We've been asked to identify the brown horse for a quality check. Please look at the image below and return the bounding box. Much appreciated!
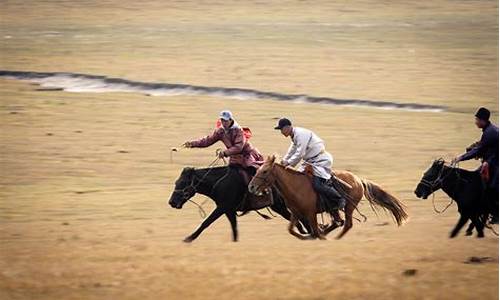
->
[248,155,408,239]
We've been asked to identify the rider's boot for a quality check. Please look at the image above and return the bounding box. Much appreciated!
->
[313,176,346,210]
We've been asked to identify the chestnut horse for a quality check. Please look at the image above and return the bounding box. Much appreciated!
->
[248,155,408,239]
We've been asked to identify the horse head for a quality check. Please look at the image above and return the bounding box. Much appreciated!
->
[248,155,277,195]
[414,158,446,199]
[169,167,197,209]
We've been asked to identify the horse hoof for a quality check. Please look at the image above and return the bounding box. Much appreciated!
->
[183,237,194,243]
[465,231,473,236]
[477,233,485,238]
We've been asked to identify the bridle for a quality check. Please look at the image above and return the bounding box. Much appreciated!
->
[172,170,212,214]
[172,157,227,216]
[419,163,450,192]
[252,164,276,192]
[419,161,461,213]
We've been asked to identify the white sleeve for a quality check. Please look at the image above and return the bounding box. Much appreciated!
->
[283,142,296,162]
[285,132,309,167]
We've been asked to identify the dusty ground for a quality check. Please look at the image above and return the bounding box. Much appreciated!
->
[1,1,499,299]
[0,80,498,300]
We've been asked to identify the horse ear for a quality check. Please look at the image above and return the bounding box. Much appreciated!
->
[270,155,276,163]
[182,167,195,176]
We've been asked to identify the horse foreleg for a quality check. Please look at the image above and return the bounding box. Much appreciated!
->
[322,221,343,236]
[306,213,326,240]
[288,213,314,240]
[184,207,225,243]
[465,222,475,236]
[225,211,238,242]
[298,218,312,235]
[450,214,469,238]
[270,198,310,234]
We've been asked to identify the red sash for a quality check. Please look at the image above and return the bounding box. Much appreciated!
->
[480,162,490,182]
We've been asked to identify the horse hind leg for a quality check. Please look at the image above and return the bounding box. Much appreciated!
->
[320,211,344,236]
[336,203,355,239]
[336,214,353,239]
[470,215,485,238]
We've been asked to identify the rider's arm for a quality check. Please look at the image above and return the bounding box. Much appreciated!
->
[458,130,491,161]
[189,129,222,148]
[223,129,245,156]
[284,132,308,167]
[282,142,296,164]
[458,144,482,162]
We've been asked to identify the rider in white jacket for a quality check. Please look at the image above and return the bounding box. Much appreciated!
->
[275,118,345,209]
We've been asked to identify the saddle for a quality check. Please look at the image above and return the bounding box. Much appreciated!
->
[239,189,274,212]
[303,165,351,189]
[480,161,490,182]
[303,165,350,213]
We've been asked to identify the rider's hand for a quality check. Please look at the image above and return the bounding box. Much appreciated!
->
[217,150,226,158]
[281,159,289,166]
[451,156,460,165]
[182,141,192,148]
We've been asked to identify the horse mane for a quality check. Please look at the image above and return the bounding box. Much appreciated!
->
[274,162,308,177]
[262,155,308,177]
[181,165,229,180]
[193,166,227,172]
[443,164,480,180]
[434,158,479,177]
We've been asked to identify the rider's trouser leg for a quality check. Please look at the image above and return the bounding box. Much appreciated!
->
[312,176,345,209]
[231,164,256,186]
[488,164,499,223]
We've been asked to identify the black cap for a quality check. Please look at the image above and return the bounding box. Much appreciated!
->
[274,118,292,130]
[475,107,490,121]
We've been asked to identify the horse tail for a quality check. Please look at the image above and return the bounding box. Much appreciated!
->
[361,179,409,226]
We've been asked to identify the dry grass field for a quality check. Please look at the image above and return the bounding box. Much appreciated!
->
[1,1,498,299]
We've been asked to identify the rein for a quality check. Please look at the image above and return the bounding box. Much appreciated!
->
[485,223,499,236]
[174,156,227,218]
[431,192,454,214]
[252,166,275,189]
[419,162,460,214]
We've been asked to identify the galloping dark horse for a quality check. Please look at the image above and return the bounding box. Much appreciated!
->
[168,166,307,242]
[414,159,490,238]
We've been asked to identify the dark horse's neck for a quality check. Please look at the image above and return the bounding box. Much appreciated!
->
[439,166,475,201]
[192,166,232,198]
